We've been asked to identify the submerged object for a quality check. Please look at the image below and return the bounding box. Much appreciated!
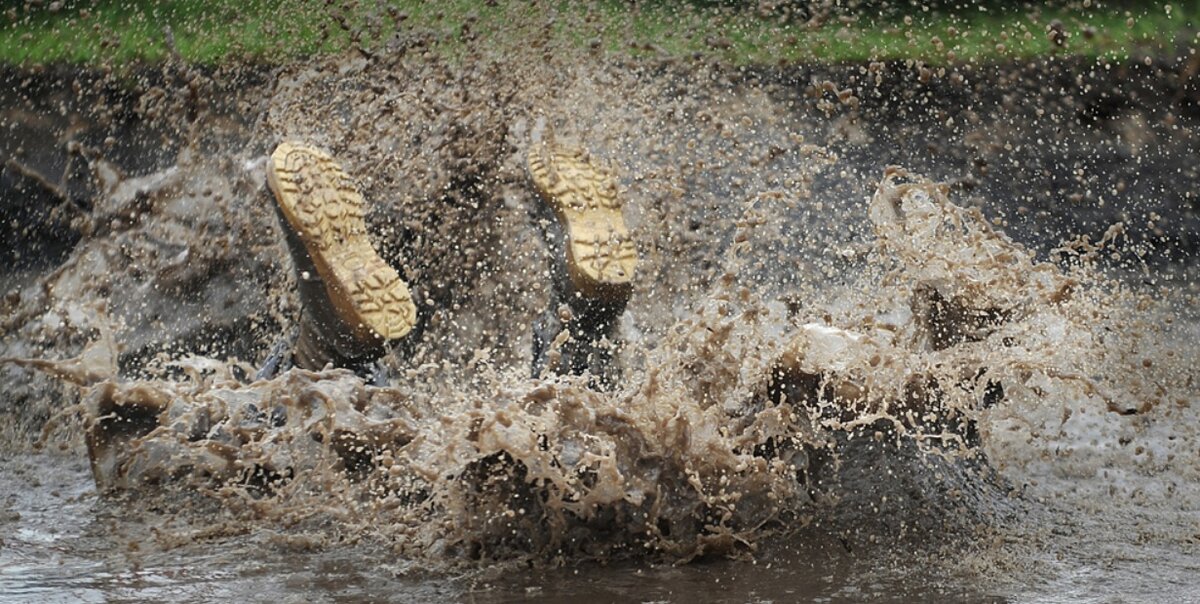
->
[869,167,1074,351]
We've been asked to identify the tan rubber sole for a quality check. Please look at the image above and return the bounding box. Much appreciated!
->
[527,145,637,300]
[267,142,416,342]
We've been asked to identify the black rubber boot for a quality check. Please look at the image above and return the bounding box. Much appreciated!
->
[527,143,636,390]
[256,143,417,386]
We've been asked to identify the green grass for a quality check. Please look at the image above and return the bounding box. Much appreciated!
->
[0,1,1197,67]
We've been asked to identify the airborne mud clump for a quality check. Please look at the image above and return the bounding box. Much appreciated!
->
[1,2,1198,599]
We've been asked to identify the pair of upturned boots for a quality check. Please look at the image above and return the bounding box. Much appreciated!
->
[256,142,638,389]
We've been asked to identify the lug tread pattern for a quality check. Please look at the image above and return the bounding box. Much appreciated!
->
[268,142,416,340]
[528,145,637,298]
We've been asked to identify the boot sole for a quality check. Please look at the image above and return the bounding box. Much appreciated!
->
[528,145,637,300]
[267,142,416,341]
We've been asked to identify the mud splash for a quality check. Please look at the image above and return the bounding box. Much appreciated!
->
[1,3,1199,600]
[15,157,1189,572]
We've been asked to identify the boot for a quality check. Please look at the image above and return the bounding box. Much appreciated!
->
[527,143,636,389]
[257,142,417,385]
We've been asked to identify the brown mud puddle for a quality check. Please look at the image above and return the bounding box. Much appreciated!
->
[0,452,1005,603]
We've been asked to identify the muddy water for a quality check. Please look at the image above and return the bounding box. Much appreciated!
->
[0,451,1001,603]
[3,4,1200,603]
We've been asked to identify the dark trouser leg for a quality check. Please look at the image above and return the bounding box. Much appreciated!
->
[532,290,628,389]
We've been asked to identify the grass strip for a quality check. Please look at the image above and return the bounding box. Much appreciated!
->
[0,0,1197,67]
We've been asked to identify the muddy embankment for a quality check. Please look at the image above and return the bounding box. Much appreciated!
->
[0,47,1198,570]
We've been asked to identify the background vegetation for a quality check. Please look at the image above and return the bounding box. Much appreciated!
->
[0,0,1197,66]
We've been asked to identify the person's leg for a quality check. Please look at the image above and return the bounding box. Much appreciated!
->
[85,143,415,490]
[257,142,417,384]
[527,144,637,388]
